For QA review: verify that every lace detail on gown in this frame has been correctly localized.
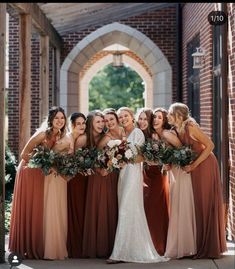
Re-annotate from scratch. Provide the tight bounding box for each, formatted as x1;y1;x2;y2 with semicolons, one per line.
109;128;168;263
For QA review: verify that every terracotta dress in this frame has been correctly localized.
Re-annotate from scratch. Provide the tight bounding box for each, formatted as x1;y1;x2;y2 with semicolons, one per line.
82;170;118;258
143;165;169;255
67;173;88;258
9;138;55;259
179;121;227;258
43;134;73;260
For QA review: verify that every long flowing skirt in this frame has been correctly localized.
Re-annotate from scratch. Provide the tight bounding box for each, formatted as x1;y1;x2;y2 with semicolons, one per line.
143;165;169;255
67;174;88;258
82;172;118;258
9;160;44;259
43;173;68;260
165;166;197;258
191;154;227;258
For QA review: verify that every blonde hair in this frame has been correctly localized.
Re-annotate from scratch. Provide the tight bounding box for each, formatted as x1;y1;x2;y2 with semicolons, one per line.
117;107;135;120
168;102;196;133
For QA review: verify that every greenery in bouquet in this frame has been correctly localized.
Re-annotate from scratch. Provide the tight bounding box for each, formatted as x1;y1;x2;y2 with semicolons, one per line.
28;145;55;175
139;138;174;166
53;152;77;177
96;139;136;173
74;147;98;176
171;145;197;167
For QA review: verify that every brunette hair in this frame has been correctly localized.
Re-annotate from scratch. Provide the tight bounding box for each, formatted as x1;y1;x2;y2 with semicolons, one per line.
153;107;172;130
86;110;105;148
136;108;154;139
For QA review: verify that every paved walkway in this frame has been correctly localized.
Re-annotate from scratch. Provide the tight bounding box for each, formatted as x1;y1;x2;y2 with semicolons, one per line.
0;240;234;269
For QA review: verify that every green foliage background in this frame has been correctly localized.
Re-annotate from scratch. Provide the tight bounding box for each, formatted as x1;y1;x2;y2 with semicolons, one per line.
89;64;144;112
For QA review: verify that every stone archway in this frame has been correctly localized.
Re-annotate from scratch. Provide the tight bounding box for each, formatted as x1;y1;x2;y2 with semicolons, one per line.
60;22;172;115
79;53;153;114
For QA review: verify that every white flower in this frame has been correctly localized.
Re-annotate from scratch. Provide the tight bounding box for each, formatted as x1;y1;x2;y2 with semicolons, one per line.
112;157;118;165
125;149;133;159
107;139;122;148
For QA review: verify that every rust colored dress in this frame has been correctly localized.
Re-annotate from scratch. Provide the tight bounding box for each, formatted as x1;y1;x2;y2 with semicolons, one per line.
9;137;55;259
82;171;118;258
143;165;170;256
67;173;88;258
179;121;227;258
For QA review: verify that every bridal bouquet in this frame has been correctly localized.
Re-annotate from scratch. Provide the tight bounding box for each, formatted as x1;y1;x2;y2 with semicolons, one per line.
171;145;197;167
96;139;136;172
74;147;98;176
28;145;56;175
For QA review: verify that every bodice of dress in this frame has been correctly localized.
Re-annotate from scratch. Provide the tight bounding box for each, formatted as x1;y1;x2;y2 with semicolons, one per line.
52;133;74;154
177;121;204;155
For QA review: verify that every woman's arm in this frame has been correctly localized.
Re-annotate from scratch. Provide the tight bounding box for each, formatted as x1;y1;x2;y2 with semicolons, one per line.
183;124;214;173
20;131;46;162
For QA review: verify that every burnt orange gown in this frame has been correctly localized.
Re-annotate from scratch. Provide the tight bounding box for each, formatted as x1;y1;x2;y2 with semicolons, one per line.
179;121;227;258
9;138;55;259
143;165;169;255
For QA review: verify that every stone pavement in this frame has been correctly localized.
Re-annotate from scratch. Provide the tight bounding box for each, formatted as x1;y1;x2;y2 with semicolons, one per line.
0;240;234;269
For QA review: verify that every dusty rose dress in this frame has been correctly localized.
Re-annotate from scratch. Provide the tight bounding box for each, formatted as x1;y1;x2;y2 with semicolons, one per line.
82;171;118;258
179;121;227;258
9;138;55;259
67;173;88;258
143;165;169;255
43;134;73;260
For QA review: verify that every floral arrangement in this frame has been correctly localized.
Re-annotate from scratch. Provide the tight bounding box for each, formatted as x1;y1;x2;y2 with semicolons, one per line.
28;145;56;175
139;139;197;168
171;145;197;167
53;152;77;177
96;139;137;172
139;139;174;166
74;147;98;176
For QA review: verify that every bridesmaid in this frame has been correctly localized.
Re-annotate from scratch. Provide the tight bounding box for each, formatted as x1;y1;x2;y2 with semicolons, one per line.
8;106;60;259
82;110;112;258
168;102;227;258
67;112;87;258
96;108;126;257
43;107;74;260
152;108;196;259
136;108;169;255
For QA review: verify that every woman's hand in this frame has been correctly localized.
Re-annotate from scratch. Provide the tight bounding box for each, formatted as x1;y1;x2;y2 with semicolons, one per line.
97;168;109;177
182;163;196;173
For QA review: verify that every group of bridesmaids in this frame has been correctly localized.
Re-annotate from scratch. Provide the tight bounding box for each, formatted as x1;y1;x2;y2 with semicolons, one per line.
8;102;227;263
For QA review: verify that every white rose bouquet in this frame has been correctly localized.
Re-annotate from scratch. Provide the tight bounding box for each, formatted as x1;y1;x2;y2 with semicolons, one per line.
96;139;137;173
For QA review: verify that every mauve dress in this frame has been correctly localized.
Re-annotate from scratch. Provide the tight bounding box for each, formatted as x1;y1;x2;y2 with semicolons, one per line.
9;138;55;259
67;173;88;258
82;170;118;258
143;165;170;256
179;121;227;258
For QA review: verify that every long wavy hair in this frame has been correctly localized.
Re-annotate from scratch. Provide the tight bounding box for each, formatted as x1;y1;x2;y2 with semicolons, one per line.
168;102;196;133
153;107;172;130
136;107;154;139
86;110;105;148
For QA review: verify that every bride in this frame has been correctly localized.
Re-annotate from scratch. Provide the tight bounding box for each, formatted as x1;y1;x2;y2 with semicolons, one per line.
108;107;169;263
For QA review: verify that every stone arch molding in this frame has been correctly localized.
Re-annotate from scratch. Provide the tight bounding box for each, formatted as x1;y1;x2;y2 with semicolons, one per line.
60;22;172;115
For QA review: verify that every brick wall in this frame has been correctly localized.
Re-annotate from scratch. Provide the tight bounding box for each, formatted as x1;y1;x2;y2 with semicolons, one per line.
8;15;20;159
227;3;235;241
182;3;235;240
182;3;214;137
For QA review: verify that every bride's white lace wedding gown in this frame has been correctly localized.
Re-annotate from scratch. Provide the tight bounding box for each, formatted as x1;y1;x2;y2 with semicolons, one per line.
109;128;168;263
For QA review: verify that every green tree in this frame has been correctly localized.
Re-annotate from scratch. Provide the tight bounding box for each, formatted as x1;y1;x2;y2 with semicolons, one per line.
89;64;144;113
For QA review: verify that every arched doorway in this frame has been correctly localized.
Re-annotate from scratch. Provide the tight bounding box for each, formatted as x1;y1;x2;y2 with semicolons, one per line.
60;22;172;115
